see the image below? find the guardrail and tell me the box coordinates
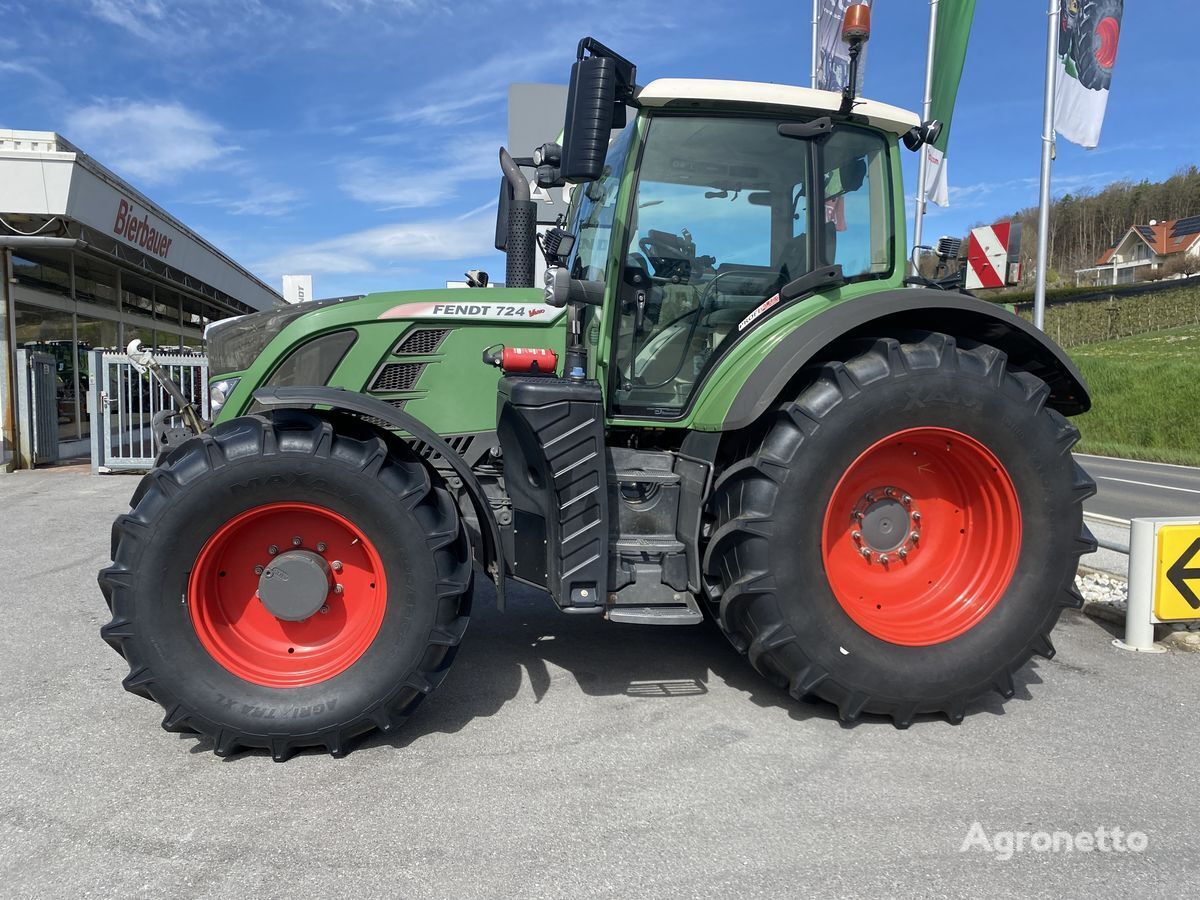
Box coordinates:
[1083,512,1130,556]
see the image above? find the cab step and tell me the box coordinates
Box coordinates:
[606,594,703,626]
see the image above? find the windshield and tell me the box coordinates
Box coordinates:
[611,115,893,417]
[562,123,637,283]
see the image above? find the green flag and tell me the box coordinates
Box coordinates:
[923,0,976,207]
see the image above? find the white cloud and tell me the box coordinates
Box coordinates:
[337,136,501,209]
[254,210,497,278]
[189,183,304,217]
[65,99,235,185]
[88,0,168,42]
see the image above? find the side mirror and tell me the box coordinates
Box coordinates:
[561,38,636,183]
[562,57,618,182]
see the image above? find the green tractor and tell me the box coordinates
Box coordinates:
[100,34,1095,760]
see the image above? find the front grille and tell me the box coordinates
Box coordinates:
[394,328,449,355]
[369,362,425,392]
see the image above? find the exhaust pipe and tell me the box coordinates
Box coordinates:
[499,148,536,289]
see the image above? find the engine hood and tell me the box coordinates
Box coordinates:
[206,287,562,377]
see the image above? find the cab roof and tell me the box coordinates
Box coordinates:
[635,78,921,136]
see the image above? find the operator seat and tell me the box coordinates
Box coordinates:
[774,221,838,282]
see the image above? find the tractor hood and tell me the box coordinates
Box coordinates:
[207,286,567,433]
[206,287,564,378]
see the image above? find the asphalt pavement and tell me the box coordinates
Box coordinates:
[1,469,1197,899]
[1077,453,1200,521]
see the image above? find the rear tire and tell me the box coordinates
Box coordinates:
[703,333,1096,726]
[99,410,472,760]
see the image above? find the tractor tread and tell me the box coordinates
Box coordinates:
[98,411,473,761]
[702,331,1095,728]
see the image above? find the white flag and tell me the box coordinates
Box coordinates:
[923,145,949,208]
[815,0,872,93]
[1054,0,1122,148]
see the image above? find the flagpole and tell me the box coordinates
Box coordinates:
[1034,0,1060,331]
[911,0,939,272]
[811,0,820,88]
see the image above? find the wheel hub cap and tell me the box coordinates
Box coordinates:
[188,502,387,687]
[822,427,1022,646]
[259,550,333,621]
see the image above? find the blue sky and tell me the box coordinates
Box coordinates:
[3,0,1195,298]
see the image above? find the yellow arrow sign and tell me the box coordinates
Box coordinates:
[1155,525,1200,621]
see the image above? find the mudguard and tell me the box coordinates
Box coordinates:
[252,386,506,608]
[720,288,1091,430]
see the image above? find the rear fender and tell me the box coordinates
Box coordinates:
[252,386,506,609]
[717,288,1091,431]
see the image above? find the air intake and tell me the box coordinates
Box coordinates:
[369,362,425,393]
[393,328,449,355]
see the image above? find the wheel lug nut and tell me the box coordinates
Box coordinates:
[860,547,872,560]
[911,511,921,522]
[884,487,894,497]
[254,565,264,575]
[316,542,327,553]
[331,560,343,572]
[852,530,863,543]
[853,511,864,521]
[268,545,278,556]
[292,536,302,547]
[902,494,912,505]
[898,548,908,560]
[879,554,890,564]
[334,584,344,594]
[910,531,920,543]
[319,605,329,614]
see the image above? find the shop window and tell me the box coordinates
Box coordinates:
[11,253,70,298]
[122,275,156,317]
[75,260,117,308]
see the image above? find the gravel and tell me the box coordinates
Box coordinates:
[1078,570,1200,647]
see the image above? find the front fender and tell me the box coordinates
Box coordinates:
[701,288,1090,431]
[251,386,506,609]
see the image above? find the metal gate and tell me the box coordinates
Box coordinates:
[90,349,209,473]
[15,349,60,466]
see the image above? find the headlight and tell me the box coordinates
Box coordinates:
[209,378,240,414]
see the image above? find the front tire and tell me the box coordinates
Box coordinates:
[703,333,1095,726]
[99,411,472,760]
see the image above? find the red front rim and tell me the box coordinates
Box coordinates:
[188,502,387,687]
[821,427,1022,647]
[1094,16,1120,69]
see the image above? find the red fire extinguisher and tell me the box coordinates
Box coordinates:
[481,345,559,375]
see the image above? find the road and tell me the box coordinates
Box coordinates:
[1077,453,1200,522]
[0,469,1196,899]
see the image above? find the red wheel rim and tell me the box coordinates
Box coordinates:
[188,503,387,687]
[821,427,1022,646]
[1094,16,1120,69]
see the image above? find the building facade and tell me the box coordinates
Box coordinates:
[0,130,282,465]
[1075,216,1200,286]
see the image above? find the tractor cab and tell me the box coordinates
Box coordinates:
[499,38,925,423]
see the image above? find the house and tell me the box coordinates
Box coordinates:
[1075,215,1200,286]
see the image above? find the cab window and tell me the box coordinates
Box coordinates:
[610,115,892,417]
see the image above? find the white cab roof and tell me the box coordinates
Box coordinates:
[636,79,921,135]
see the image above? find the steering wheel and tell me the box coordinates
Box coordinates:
[639,231,694,281]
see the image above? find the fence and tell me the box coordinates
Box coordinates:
[89,349,209,473]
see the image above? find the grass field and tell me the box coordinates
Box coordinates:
[1068,324,1200,466]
